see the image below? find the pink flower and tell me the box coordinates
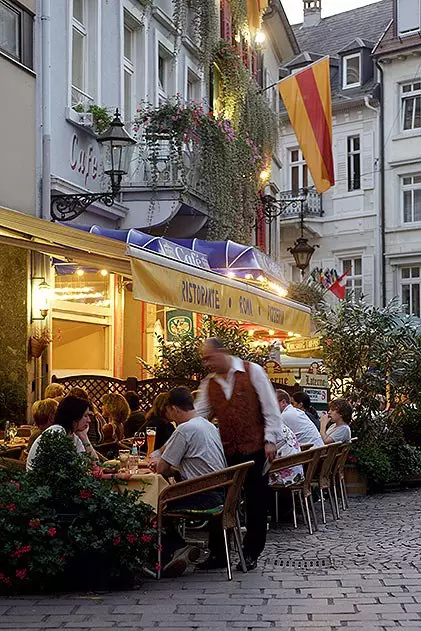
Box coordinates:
[327,338,332,345]
[79,489,93,499]
[141,534,153,544]
[155,563,161,571]
[48,527,57,537]
[9,480,20,490]
[113,536,121,546]
[126,533,137,544]
[29,519,41,528]
[16,569,27,580]
[7,504,16,512]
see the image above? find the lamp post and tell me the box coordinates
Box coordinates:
[260,187,318,277]
[50,109,136,222]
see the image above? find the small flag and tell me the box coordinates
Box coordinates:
[278,57,335,194]
[328,271,349,300]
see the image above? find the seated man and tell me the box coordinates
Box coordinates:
[277,390,324,448]
[153,387,227,577]
[123,390,147,438]
[320,398,352,444]
[292,391,320,430]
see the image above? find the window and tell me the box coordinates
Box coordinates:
[401,82,421,131]
[402,175,421,223]
[343,258,363,300]
[343,54,360,89]
[397,0,420,35]
[401,266,421,316]
[123,22,134,122]
[71,0,98,108]
[187,69,201,103]
[347,136,361,191]
[289,149,311,193]
[0,0,33,69]
[157,45,173,104]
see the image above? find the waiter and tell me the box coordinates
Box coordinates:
[195,337,281,572]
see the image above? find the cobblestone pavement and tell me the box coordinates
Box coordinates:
[1,489,421,631]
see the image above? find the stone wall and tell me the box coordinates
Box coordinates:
[0,245,29,425]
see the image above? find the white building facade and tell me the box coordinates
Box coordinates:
[275,0,393,304]
[374,0,421,317]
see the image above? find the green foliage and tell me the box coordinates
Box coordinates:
[314,297,421,488]
[0,432,156,593]
[140,317,273,381]
[73,104,112,134]
[172,0,219,67]
[287,281,326,308]
[0,378,27,428]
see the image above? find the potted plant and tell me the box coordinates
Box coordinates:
[29,328,52,359]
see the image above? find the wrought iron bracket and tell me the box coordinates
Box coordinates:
[50,191,116,222]
[260,194,306,224]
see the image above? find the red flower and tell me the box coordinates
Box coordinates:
[152,520,157,529]
[16,569,27,580]
[0,573,11,585]
[29,519,41,528]
[9,480,20,490]
[11,545,31,558]
[7,504,16,512]
[155,563,161,571]
[113,536,121,546]
[326,338,332,345]
[79,489,93,499]
[48,527,57,537]
[126,533,137,544]
[141,534,153,544]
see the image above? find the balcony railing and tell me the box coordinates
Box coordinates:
[278,188,323,218]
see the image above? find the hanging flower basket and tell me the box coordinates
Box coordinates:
[29,329,52,359]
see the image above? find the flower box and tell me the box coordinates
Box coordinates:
[344,463,367,496]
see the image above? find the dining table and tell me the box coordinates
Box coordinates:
[100,468,169,512]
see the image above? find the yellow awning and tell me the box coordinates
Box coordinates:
[129,246,311,336]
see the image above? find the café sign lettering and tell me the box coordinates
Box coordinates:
[70,134,99,187]
[300,372,329,388]
[285,337,321,355]
[264,361,296,387]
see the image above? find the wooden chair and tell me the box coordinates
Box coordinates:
[331,442,353,514]
[0,456,26,471]
[300,443,314,451]
[312,442,342,523]
[270,446,326,535]
[156,461,254,581]
[0,447,23,460]
[17,426,32,438]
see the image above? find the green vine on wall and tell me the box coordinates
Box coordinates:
[172,0,219,67]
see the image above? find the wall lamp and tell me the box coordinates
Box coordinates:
[31,277,51,321]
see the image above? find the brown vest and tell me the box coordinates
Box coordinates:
[208,362,265,456]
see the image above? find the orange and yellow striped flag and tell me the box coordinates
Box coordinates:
[278,57,334,194]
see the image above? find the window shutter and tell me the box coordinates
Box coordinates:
[362,130,375,190]
[335,137,347,194]
[220,0,232,41]
[251,49,258,81]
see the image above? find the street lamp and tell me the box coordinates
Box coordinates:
[287,197,319,277]
[50,109,136,222]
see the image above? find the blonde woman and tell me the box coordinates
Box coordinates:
[28,398,59,450]
[101,393,130,441]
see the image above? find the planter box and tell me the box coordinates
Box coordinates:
[344,463,368,496]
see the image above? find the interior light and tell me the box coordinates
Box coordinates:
[259,169,270,182]
[294,333,302,338]
[245,274,253,280]
[255,30,266,45]
[76,268,84,277]
[288,331,294,337]
[249,329,255,336]
[100,269,108,277]
[227,272,236,278]
[257,275,266,282]
[269,329,275,336]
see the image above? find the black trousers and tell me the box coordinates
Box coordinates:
[227,449,269,560]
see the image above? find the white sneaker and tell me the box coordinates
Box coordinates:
[162,545,200,578]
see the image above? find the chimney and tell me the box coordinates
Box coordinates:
[303,0,321,28]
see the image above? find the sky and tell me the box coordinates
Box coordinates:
[282,0,381,25]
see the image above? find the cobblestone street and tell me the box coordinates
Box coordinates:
[1,489,420,631]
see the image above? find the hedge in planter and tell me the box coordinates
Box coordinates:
[0,432,157,593]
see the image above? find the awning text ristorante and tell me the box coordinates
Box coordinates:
[129,247,311,336]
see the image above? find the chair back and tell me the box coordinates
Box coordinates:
[332,443,351,480]
[0,456,26,471]
[17,427,32,438]
[270,446,326,497]
[318,442,342,489]
[158,461,254,529]
[0,447,23,460]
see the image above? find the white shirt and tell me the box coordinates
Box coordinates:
[195,357,282,445]
[281,404,324,447]
[162,416,227,480]
[26,425,85,471]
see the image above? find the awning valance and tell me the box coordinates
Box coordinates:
[128,246,311,336]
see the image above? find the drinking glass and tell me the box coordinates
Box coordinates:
[128,454,138,474]
[146,429,156,456]
[119,449,130,471]
[8,424,17,444]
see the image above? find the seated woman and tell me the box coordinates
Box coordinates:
[26,395,97,470]
[320,398,352,444]
[123,391,147,438]
[68,386,105,445]
[269,423,304,487]
[27,398,58,451]
[101,393,130,442]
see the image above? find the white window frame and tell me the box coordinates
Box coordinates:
[342,53,361,90]
[400,266,421,317]
[186,67,201,103]
[397,0,421,36]
[289,148,312,192]
[123,17,135,123]
[347,135,361,191]
[70,0,100,109]
[401,81,421,131]
[155,35,174,105]
[402,174,421,224]
[342,257,363,300]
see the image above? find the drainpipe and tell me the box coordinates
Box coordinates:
[375,59,386,307]
[41,0,51,221]
[364,95,381,307]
